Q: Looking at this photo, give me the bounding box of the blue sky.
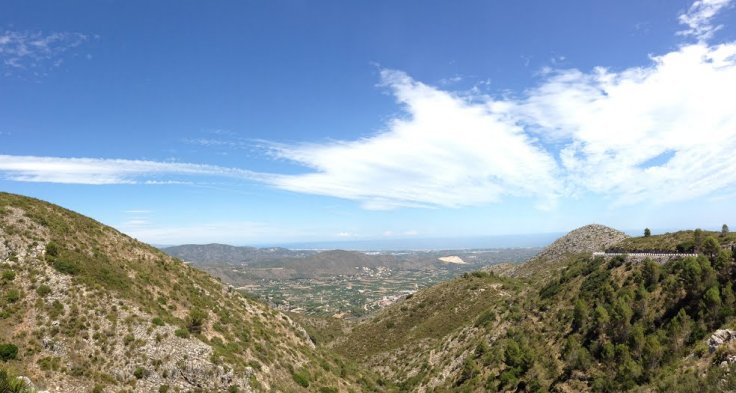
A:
[1,0,736,247]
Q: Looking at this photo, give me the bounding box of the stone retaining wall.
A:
[592,251,698,264]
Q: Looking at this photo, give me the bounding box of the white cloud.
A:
[0,155,265,185]
[519,43,736,205]
[266,0,736,209]
[678,0,733,41]
[268,69,560,210]
[0,30,89,75]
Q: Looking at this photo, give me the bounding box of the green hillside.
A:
[610,229,736,253]
[329,226,736,392]
[0,192,378,392]
[3,191,736,392]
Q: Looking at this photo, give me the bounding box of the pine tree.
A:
[694,228,704,251]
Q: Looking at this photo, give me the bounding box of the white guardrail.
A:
[592,252,698,257]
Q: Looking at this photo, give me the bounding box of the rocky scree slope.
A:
[495,224,628,279]
[0,193,372,393]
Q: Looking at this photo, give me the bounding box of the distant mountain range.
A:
[161,243,315,265]
[161,244,541,282]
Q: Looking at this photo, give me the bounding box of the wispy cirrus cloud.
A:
[678,0,733,41]
[268,69,560,210]
[0,30,89,75]
[0,155,266,185]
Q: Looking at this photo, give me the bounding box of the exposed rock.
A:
[497,224,628,278]
[531,224,629,263]
[16,376,36,390]
[709,329,736,353]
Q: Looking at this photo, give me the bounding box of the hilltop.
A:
[324,224,736,392]
[0,193,377,392]
[490,224,628,279]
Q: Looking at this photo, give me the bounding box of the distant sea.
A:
[259,232,565,251]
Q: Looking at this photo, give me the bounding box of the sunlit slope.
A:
[334,226,736,392]
[0,192,376,392]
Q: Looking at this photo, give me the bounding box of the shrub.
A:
[37,356,61,371]
[1,270,15,281]
[5,289,20,303]
[36,285,52,297]
[292,370,310,388]
[174,328,189,338]
[133,366,147,379]
[475,310,495,327]
[152,317,164,326]
[0,344,18,361]
[158,385,170,393]
[45,242,60,258]
[52,259,79,275]
[186,308,207,334]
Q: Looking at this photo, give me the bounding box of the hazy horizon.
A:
[154,225,718,251]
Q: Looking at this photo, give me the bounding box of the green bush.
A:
[133,366,147,379]
[37,356,61,371]
[174,328,189,338]
[0,344,18,361]
[5,289,20,303]
[51,259,79,275]
[152,317,164,326]
[45,242,60,258]
[1,270,15,281]
[35,285,52,297]
[292,370,310,388]
[186,308,207,334]
[475,310,495,327]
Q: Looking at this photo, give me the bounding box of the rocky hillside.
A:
[324,225,736,392]
[0,193,376,392]
[331,271,525,391]
[500,224,628,278]
[529,224,628,262]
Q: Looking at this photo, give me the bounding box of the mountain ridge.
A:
[0,192,376,392]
